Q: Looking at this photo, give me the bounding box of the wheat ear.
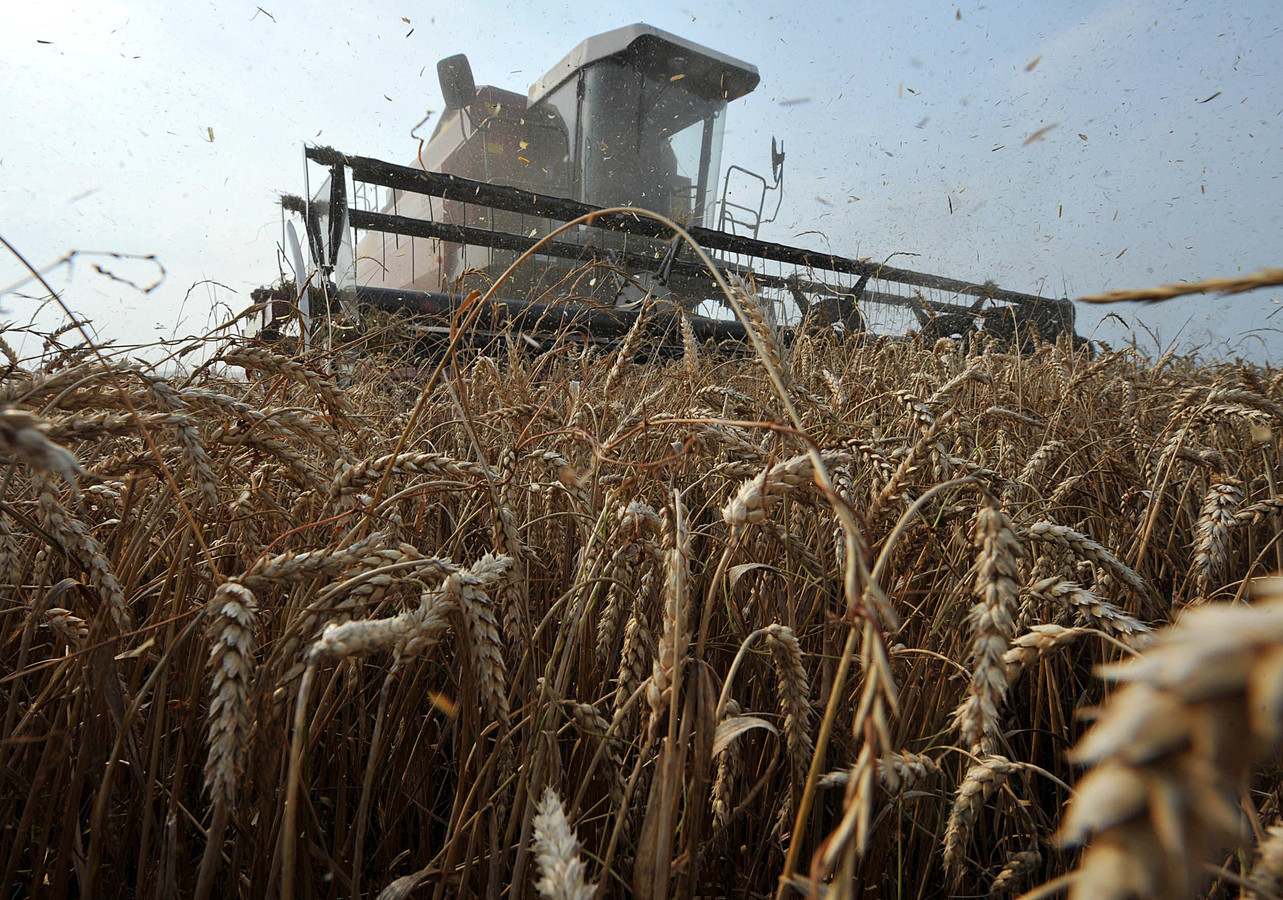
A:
[0,408,83,480]
[1020,520,1153,599]
[943,755,1018,875]
[646,494,690,743]
[764,624,814,802]
[532,786,596,900]
[989,848,1041,897]
[723,451,851,532]
[1246,825,1283,900]
[204,581,258,809]
[954,501,1022,754]
[1026,577,1152,644]
[1190,473,1243,599]
[1051,577,1283,900]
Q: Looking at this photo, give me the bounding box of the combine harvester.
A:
[257,23,1079,352]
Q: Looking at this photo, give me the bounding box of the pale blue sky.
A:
[3,0,1281,360]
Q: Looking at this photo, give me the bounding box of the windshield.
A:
[577,60,726,226]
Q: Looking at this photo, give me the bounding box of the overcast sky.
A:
[3,0,1281,361]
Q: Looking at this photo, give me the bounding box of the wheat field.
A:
[1,298,1282,899]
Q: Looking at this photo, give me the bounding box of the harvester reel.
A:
[785,272,866,339]
[917,313,980,352]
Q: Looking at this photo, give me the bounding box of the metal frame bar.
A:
[305,145,1064,312]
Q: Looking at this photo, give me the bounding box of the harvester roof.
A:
[527,22,761,107]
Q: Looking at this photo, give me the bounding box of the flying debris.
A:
[1022,123,1059,146]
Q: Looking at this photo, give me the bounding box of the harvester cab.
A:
[262,23,1080,352]
[352,24,780,303]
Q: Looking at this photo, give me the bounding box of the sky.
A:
[3,0,1282,362]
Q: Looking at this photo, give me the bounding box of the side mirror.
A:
[771,137,786,185]
[438,54,477,110]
